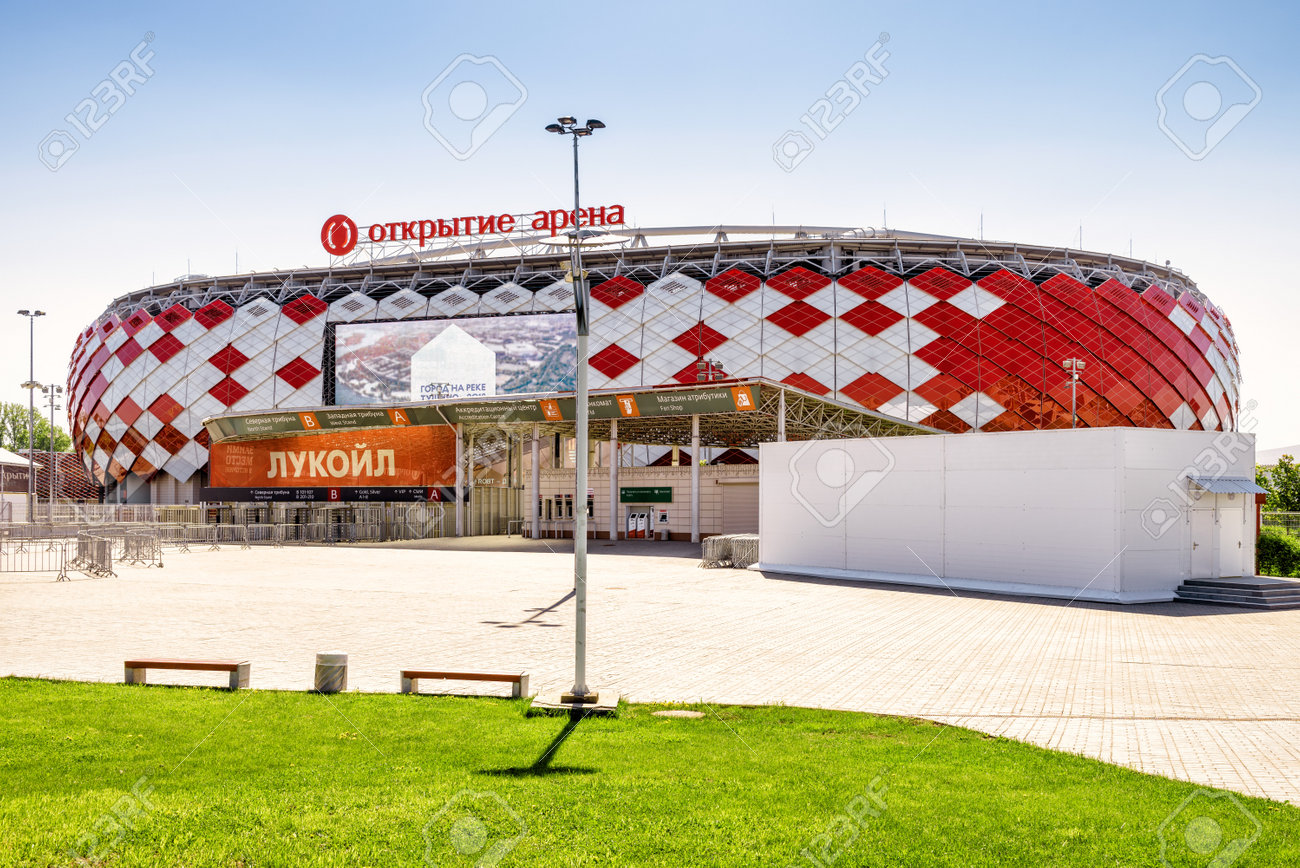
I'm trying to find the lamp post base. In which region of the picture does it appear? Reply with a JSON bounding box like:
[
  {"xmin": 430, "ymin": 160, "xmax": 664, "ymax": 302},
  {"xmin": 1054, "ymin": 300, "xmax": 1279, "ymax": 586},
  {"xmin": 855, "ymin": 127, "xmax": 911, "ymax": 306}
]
[{"xmin": 530, "ymin": 689, "xmax": 618, "ymax": 716}]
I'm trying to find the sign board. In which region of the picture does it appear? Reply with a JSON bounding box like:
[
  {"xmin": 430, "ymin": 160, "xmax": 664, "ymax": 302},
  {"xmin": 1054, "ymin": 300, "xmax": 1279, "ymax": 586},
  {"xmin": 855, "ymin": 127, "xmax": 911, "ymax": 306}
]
[
  {"xmin": 208, "ymin": 425, "xmax": 456, "ymax": 489},
  {"xmin": 206, "ymin": 384, "xmax": 761, "ymax": 442},
  {"xmin": 321, "ymin": 204, "xmax": 627, "ymax": 256},
  {"xmin": 620, "ymin": 486, "xmax": 672, "ymax": 504},
  {"xmin": 199, "ymin": 486, "xmax": 461, "ymax": 503}
]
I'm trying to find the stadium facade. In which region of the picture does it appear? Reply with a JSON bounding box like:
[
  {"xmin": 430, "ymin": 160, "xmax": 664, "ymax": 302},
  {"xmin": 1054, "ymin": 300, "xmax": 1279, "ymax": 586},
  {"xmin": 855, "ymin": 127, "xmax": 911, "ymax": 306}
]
[{"xmin": 67, "ymin": 225, "xmax": 1242, "ymax": 503}]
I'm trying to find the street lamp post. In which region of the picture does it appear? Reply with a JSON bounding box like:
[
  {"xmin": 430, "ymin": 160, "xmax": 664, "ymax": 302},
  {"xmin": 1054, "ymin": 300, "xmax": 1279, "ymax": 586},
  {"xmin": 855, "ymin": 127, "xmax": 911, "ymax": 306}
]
[
  {"xmin": 545, "ymin": 115, "xmax": 605, "ymax": 704},
  {"xmin": 43, "ymin": 385, "xmax": 63, "ymax": 523},
  {"xmin": 1063, "ymin": 358, "xmax": 1086, "ymax": 428},
  {"xmin": 17, "ymin": 309, "xmax": 45, "ymax": 523}
]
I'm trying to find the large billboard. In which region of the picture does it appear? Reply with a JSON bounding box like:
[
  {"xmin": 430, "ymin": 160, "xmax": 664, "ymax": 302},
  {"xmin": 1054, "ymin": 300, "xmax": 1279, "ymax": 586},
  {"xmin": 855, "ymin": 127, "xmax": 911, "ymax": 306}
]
[
  {"xmin": 334, "ymin": 313, "xmax": 576, "ymax": 405},
  {"xmin": 205, "ymin": 426, "xmax": 457, "ymax": 502}
]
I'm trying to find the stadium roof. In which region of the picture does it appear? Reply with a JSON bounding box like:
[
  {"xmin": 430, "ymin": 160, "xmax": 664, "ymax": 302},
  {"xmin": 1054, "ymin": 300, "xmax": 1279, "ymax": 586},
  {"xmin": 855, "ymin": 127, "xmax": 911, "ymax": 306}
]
[{"xmin": 100, "ymin": 225, "xmax": 1206, "ymax": 321}]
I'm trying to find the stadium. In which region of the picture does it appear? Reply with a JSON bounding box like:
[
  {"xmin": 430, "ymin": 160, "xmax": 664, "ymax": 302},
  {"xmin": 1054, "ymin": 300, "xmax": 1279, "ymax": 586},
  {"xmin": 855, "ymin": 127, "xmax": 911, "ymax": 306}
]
[{"xmin": 67, "ymin": 220, "xmax": 1243, "ymax": 528}]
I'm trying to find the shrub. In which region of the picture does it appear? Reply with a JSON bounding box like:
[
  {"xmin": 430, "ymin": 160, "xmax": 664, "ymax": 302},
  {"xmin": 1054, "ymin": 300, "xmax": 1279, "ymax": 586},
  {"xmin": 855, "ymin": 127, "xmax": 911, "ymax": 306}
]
[{"xmin": 1257, "ymin": 529, "xmax": 1300, "ymax": 578}]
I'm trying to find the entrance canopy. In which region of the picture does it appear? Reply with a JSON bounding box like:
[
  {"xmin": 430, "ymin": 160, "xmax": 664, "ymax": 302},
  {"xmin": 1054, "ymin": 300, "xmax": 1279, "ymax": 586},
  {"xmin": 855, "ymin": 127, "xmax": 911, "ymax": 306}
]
[{"xmin": 204, "ymin": 378, "xmax": 937, "ymax": 448}]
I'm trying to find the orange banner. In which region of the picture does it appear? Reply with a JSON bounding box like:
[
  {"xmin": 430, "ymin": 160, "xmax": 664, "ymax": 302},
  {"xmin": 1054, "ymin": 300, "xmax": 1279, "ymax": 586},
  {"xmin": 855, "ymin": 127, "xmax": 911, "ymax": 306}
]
[{"xmin": 209, "ymin": 426, "xmax": 457, "ymax": 488}]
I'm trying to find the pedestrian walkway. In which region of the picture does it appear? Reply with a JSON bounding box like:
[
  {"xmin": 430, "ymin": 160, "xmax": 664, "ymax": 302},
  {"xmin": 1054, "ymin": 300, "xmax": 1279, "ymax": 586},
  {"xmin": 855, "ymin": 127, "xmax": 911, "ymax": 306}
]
[{"xmin": 3, "ymin": 538, "xmax": 1298, "ymax": 804}]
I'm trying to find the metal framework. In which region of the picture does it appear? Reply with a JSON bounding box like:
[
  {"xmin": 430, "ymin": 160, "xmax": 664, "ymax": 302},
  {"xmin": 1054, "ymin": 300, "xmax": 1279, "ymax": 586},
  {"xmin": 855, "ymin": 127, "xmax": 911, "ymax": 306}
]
[
  {"xmin": 437, "ymin": 379, "xmax": 936, "ymax": 470},
  {"xmin": 95, "ymin": 226, "xmax": 1207, "ymax": 322}
]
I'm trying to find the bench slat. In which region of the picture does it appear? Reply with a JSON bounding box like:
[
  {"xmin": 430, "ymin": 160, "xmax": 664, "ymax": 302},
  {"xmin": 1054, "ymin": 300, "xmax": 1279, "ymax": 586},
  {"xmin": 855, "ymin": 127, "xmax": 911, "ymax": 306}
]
[
  {"xmin": 401, "ymin": 670, "xmax": 523, "ymax": 683},
  {"xmin": 124, "ymin": 658, "xmax": 246, "ymax": 672}
]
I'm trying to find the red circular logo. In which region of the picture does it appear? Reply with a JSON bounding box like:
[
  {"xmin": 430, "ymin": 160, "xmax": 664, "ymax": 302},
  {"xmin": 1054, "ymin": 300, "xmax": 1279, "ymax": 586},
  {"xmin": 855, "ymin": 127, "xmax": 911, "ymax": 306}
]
[{"xmin": 321, "ymin": 214, "xmax": 358, "ymax": 256}]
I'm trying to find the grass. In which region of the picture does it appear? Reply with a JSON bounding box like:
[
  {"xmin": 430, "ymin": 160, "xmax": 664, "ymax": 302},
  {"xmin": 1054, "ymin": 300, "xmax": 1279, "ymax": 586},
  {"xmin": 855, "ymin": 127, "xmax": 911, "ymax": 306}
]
[{"xmin": 1, "ymin": 678, "xmax": 1297, "ymax": 866}]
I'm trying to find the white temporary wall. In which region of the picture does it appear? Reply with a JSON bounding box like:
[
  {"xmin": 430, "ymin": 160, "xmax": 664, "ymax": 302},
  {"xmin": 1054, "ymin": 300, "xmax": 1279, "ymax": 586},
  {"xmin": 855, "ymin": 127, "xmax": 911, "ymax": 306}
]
[{"xmin": 758, "ymin": 428, "xmax": 1256, "ymax": 604}]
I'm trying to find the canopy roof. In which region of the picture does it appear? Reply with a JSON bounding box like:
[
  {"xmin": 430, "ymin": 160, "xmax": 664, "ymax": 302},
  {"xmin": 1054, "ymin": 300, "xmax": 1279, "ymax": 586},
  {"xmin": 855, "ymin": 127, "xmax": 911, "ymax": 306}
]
[{"xmin": 205, "ymin": 378, "xmax": 939, "ymax": 449}]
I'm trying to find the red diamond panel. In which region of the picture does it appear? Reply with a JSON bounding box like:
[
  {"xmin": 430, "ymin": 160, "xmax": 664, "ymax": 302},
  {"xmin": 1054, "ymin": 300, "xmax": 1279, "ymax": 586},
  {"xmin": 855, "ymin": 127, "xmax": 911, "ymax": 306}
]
[
  {"xmin": 840, "ymin": 301, "xmax": 904, "ymax": 336},
  {"xmin": 909, "ymin": 267, "xmax": 970, "ymax": 301},
  {"xmin": 154, "ymin": 424, "xmax": 189, "ymax": 455},
  {"xmin": 115, "ymin": 397, "xmax": 143, "ymax": 426},
  {"xmin": 590, "ymin": 276, "xmax": 643, "ymax": 310},
  {"xmin": 840, "ymin": 372, "xmax": 904, "ymax": 409},
  {"xmin": 767, "ymin": 267, "xmax": 831, "ymax": 300},
  {"xmin": 123, "ymin": 309, "xmax": 151, "ymax": 336},
  {"xmin": 115, "ymin": 337, "xmax": 144, "ymax": 366},
  {"xmin": 155, "ymin": 304, "xmax": 192, "ymax": 332},
  {"xmin": 149, "ymin": 333, "xmax": 184, "ymax": 363},
  {"xmin": 672, "ymin": 323, "xmax": 730, "ymax": 356},
  {"xmin": 131, "ymin": 455, "xmax": 158, "ymax": 478},
  {"xmin": 913, "ymin": 301, "xmax": 979, "ymax": 345},
  {"xmin": 838, "ymin": 266, "xmax": 903, "ymax": 300},
  {"xmin": 97, "ymin": 316, "xmax": 120, "ymax": 337},
  {"xmin": 194, "ymin": 428, "xmax": 211, "ymax": 448},
  {"xmin": 106, "ymin": 458, "xmax": 128, "ymax": 483},
  {"xmin": 276, "ymin": 357, "xmax": 321, "ymax": 389},
  {"xmin": 705, "ymin": 269, "xmax": 761, "ymax": 302},
  {"xmin": 281, "ymin": 294, "xmax": 328, "ymax": 325},
  {"xmin": 209, "ymin": 377, "xmax": 250, "ymax": 406},
  {"xmin": 149, "ymin": 394, "xmax": 183, "ymax": 424},
  {"xmin": 208, "ymin": 344, "xmax": 250, "ymax": 374},
  {"xmin": 119, "ymin": 427, "xmax": 148, "ymax": 455},
  {"xmin": 781, "ymin": 372, "xmax": 829, "ymax": 395},
  {"xmin": 980, "ymin": 269, "xmax": 1039, "ymax": 308},
  {"xmin": 1141, "ymin": 286, "xmax": 1177, "ymax": 317},
  {"xmin": 917, "ymin": 409, "xmax": 971, "ymax": 433},
  {"xmin": 195, "ymin": 300, "xmax": 234, "ymax": 329},
  {"xmin": 915, "ymin": 374, "xmax": 974, "ymax": 411},
  {"xmin": 766, "ymin": 300, "xmax": 830, "ymax": 337},
  {"xmin": 589, "ymin": 343, "xmax": 639, "ymax": 378}
]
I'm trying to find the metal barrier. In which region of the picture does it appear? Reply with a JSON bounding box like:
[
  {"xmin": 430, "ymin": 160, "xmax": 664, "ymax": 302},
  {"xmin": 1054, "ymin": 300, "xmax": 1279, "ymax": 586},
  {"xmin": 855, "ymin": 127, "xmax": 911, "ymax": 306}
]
[
  {"xmin": 0, "ymin": 535, "xmax": 69, "ymax": 578},
  {"xmin": 68, "ymin": 532, "xmax": 115, "ymax": 579},
  {"xmin": 122, "ymin": 530, "xmax": 163, "ymax": 568},
  {"xmin": 1, "ymin": 501, "xmax": 451, "ymax": 556},
  {"xmin": 700, "ymin": 534, "xmax": 760, "ymax": 569}
]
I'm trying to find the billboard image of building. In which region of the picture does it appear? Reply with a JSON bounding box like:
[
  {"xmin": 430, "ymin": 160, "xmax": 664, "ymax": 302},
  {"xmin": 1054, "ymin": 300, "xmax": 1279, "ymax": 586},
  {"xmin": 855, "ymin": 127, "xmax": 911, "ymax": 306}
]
[{"xmin": 65, "ymin": 226, "xmax": 1243, "ymax": 498}]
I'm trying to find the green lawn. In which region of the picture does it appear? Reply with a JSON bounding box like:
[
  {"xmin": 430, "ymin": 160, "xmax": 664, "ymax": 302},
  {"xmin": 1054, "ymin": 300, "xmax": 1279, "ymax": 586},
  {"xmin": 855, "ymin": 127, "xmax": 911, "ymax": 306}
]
[{"xmin": 1, "ymin": 678, "xmax": 1296, "ymax": 866}]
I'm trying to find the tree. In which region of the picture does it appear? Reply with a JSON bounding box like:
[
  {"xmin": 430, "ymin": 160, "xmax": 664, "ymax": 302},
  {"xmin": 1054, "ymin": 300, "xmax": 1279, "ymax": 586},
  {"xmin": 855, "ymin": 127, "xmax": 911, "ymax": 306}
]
[
  {"xmin": 0, "ymin": 401, "xmax": 71, "ymax": 453},
  {"xmin": 1258, "ymin": 454, "xmax": 1300, "ymax": 513}
]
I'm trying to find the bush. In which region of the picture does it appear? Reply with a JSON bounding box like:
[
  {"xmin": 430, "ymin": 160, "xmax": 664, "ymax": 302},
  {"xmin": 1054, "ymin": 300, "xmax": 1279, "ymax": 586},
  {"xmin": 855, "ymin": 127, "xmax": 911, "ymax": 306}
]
[{"xmin": 1257, "ymin": 529, "xmax": 1300, "ymax": 578}]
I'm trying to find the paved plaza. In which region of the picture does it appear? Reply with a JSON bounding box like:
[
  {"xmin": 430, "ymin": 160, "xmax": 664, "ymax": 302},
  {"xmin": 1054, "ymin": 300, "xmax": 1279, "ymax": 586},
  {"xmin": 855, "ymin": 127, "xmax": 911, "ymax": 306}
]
[{"xmin": 3, "ymin": 537, "xmax": 1299, "ymax": 804}]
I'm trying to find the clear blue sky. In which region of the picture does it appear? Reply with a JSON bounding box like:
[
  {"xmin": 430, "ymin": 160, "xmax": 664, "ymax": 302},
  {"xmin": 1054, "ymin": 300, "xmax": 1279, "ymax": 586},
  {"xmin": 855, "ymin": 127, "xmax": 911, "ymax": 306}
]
[{"xmin": 1, "ymin": 0, "xmax": 1296, "ymax": 447}]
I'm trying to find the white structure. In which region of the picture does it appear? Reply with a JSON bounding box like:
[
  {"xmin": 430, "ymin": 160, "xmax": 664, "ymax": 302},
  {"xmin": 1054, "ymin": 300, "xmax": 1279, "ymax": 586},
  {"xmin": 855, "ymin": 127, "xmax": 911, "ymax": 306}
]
[
  {"xmin": 409, "ymin": 325, "xmax": 496, "ymax": 401},
  {"xmin": 758, "ymin": 428, "xmax": 1260, "ymax": 604}
]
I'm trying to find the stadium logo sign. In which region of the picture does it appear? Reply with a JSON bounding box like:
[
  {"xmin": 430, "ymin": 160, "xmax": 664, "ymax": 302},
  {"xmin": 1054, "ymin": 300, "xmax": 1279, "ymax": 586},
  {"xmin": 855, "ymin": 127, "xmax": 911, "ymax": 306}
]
[
  {"xmin": 320, "ymin": 204, "xmax": 625, "ymax": 255},
  {"xmin": 320, "ymin": 214, "xmax": 357, "ymax": 256}
]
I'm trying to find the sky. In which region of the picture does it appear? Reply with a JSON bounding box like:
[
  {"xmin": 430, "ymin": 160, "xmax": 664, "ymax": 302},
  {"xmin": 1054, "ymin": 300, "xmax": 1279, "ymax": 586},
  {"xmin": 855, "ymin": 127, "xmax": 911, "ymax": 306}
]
[{"xmin": 1, "ymin": 0, "xmax": 1296, "ymax": 447}]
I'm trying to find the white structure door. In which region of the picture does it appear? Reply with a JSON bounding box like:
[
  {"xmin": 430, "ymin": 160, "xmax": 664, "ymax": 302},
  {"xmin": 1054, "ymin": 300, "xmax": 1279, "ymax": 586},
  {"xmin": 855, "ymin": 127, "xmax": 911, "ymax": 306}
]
[
  {"xmin": 1216, "ymin": 503, "xmax": 1245, "ymax": 577},
  {"xmin": 1190, "ymin": 509, "xmax": 1215, "ymax": 579}
]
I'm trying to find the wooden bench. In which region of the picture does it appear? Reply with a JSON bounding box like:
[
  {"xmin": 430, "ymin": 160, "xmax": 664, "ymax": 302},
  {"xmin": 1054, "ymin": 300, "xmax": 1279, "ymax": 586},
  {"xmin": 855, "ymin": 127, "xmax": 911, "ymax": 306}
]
[
  {"xmin": 400, "ymin": 669, "xmax": 530, "ymax": 698},
  {"xmin": 124, "ymin": 658, "xmax": 250, "ymax": 690}
]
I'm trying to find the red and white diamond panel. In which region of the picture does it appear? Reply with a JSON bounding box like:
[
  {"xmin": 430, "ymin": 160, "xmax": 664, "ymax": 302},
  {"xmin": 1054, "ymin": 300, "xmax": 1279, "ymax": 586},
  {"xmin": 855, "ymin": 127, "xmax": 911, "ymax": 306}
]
[
  {"xmin": 582, "ymin": 265, "xmax": 1241, "ymax": 435},
  {"xmin": 70, "ymin": 295, "xmax": 328, "ymax": 485},
  {"xmin": 70, "ymin": 266, "xmax": 1241, "ymax": 486}
]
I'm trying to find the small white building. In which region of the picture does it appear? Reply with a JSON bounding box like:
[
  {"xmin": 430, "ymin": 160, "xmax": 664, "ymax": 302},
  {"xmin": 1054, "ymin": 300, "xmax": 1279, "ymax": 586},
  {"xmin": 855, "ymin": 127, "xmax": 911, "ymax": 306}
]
[
  {"xmin": 409, "ymin": 324, "xmax": 497, "ymax": 401},
  {"xmin": 757, "ymin": 428, "xmax": 1261, "ymax": 604},
  {"xmin": 0, "ymin": 447, "xmax": 36, "ymax": 522}
]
